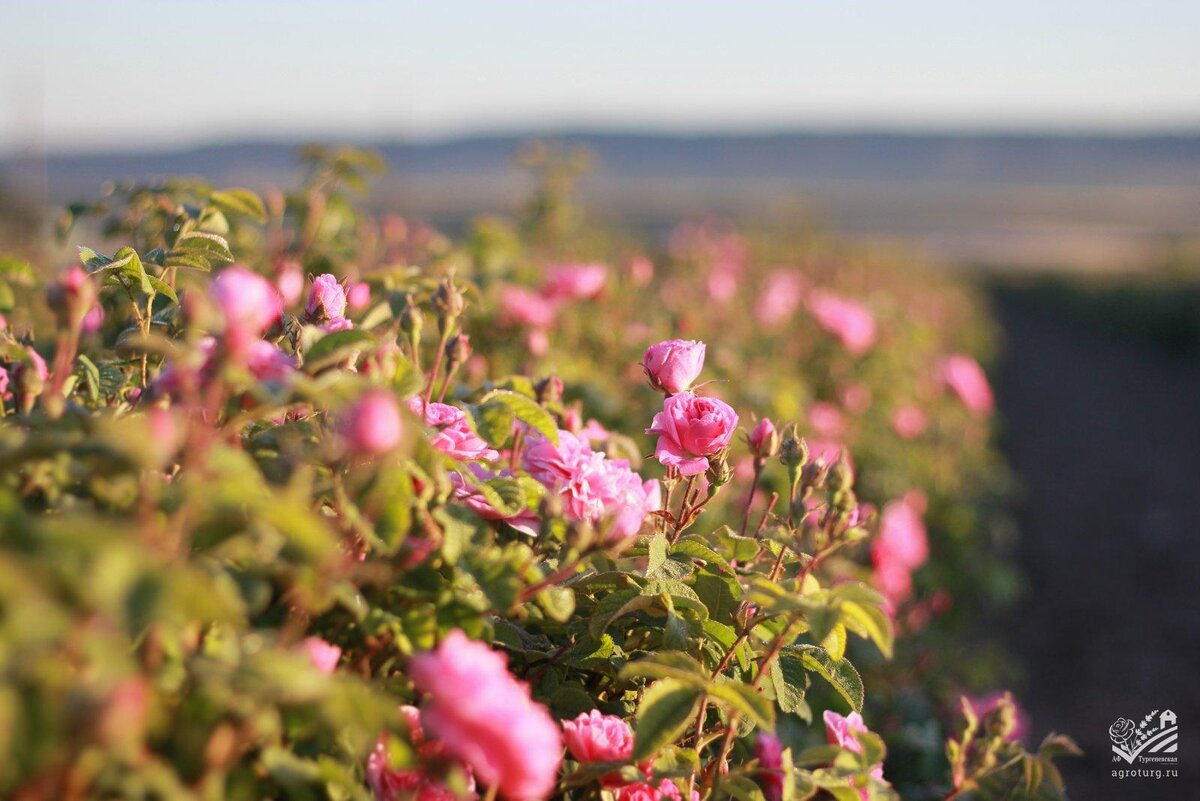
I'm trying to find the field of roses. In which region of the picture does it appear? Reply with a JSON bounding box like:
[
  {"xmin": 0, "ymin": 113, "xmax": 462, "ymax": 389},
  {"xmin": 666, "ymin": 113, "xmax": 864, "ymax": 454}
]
[{"xmin": 0, "ymin": 147, "xmax": 1079, "ymax": 801}]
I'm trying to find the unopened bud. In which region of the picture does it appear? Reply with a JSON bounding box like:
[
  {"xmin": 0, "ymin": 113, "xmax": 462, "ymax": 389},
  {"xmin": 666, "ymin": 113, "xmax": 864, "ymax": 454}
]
[
  {"xmin": 828, "ymin": 460, "xmax": 854, "ymax": 493},
  {"xmin": 433, "ymin": 276, "xmax": 465, "ymax": 329},
  {"xmin": 46, "ymin": 266, "xmax": 96, "ymax": 329},
  {"xmin": 779, "ymin": 430, "xmax": 807, "ymax": 469},
  {"xmin": 400, "ymin": 293, "xmax": 423, "ymax": 349},
  {"xmin": 749, "ymin": 417, "xmax": 780, "ymax": 461},
  {"xmin": 536, "ymin": 375, "xmax": 564, "ymax": 405},
  {"xmin": 446, "ymin": 333, "xmax": 472, "ymax": 370},
  {"xmin": 706, "ymin": 450, "xmax": 733, "ymax": 489}
]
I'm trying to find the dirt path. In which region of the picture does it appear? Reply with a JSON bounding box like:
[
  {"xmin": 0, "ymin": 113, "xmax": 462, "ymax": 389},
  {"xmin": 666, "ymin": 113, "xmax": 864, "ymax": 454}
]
[{"xmin": 989, "ymin": 291, "xmax": 1200, "ymax": 800}]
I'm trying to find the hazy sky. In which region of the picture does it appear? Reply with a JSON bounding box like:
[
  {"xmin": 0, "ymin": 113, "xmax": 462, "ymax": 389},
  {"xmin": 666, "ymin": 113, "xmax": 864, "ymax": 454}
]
[{"xmin": 2, "ymin": 1, "xmax": 1198, "ymax": 153}]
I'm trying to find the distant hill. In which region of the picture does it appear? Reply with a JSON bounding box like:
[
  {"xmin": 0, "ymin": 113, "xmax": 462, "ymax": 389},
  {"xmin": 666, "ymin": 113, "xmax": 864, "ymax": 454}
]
[{"xmin": 4, "ymin": 130, "xmax": 1200, "ymax": 269}]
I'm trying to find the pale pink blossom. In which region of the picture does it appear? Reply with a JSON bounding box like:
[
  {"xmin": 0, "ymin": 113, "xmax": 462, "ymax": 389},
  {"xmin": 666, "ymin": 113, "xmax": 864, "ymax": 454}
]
[
  {"xmin": 348, "ymin": 281, "xmax": 372, "ymax": 310},
  {"xmin": 409, "ymin": 398, "xmax": 500, "ymax": 462},
  {"xmin": 210, "ymin": 266, "xmax": 282, "ymax": 336},
  {"xmin": 342, "ymin": 391, "xmax": 404, "ymax": 455},
  {"xmin": 808, "ymin": 289, "xmax": 876, "ymax": 356},
  {"xmin": 305, "ymin": 273, "xmax": 347, "ymax": 322},
  {"xmin": 871, "ymin": 492, "xmax": 929, "ymax": 606},
  {"xmin": 275, "ymin": 260, "xmax": 305, "ymax": 306},
  {"xmin": 823, "ymin": 710, "xmax": 885, "ymax": 801},
  {"xmin": 321, "ymin": 316, "xmax": 354, "ymax": 333},
  {"xmin": 940, "ymin": 354, "xmax": 994, "ymax": 417},
  {"xmin": 299, "ymin": 637, "xmax": 342, "ymax": 674},
  {"xmin": 501, "ymin": 286, "xmax": 559, "ymax": 329},
  {"xmin": 755, "ymin": 269, "xmax": 806, "ymax": 326},
  {"xmin": 450, "ymin": 464, "xmax": 539, "ymax": 535},
  {"xmin": 642, "ymin": 339, "xmax": 706, "ymax": 395},
  {"xmin": 410, "ymin": 630, "xmax": 563, "ymax": 800},
  {"xmin": 646, "ymin": 392, "xmax": 739, "ymax": 477},
  {"xmin": 808, "ymin": 402, "xmax": 845, "ymax": 438},
  {"xmin": 614, "ymin": 780, "xmax": 698, "ymax": 801},
  {"xmin": 542, "ymin": 263, "xmax": 607, "ymax": 300},
  {"xmin": 891, "ymin": 405, "xmax": 928, "ymax": 439},
  {"xmin": 82, "ymin": 305, "xmax": 105, "ymax": 335},
  {"xmin": 628, "ymin": 255, "xmax": 654, "ymax": 287}
]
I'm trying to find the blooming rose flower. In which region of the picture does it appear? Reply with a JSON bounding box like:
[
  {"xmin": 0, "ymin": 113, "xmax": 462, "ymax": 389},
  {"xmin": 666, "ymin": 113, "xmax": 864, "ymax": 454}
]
[
  {"xmin": 646, "ymin": 392, "xmax": 738, "ymax": 476},
  {"xmin": 305, "ymin": 273, "xmax": 348, "ymax": 322},
  {"xmin": 614, "ymin": 780, "xmax": 699, "ymax": 801},
  {"xmin": 808, "ymin": 289, "xmax": 876, "ymax": 356},
  {"xmin": 299, "ymin": 637, "xmax": 342, "ymax": 674},
  {"xmin": 450, "ymin": 464, "xmax": 539, "ymax": 535},
  {"xmin": 367, "ymin": 729, "xmax": 475, "ymax": 801},
  {"xmin": 524, "ymin": 430, "xmax": 659, "ymax": 541},
  {"xmin": 562, "ymin": 710, "xmax": 633, "ymax": 763},
  {"xmin": 500, "ymin": 286, "xmax": 559, "ymax": 329},
  {"xmin": 940, "ymin": 354, "xmax": 994, "ymax": 417},
  {"xmin": 275, "ymin": 260, "xmax": 305, "ymax": 306},
  {"xmin": 409, "ymin": 398, "xmax": 500, "ymax": 462},
  {"xmin": 755, "ymin": 733, "xmax": 785, "ymax": 801},
  {"xmin": 321, "ymin": 316, "xmax": 355, "ymax": 333},
  {"xmin": 342, "ymin": 390, "xmax": 404, "ymax": 455},
  {"xmin": 824, "ymin": 711, "xmax": 885, "ymax": 801},
  {"xmin": 210, "ymin": 266, "xmax": 282, "ymax": 336},
  {"xmin": 890, "ymin": 404, "xmax": 928, "ymax": 439},
  {"xmin": 542, "ymin": 263, "xmax": 607, "ymax": 300},
  {"xmin": 245, "ymin": 339, "xmax": 296, "ymax": 383},
  {"xmin": 410, "ymin": 630, "xmax": 562, "ymax": 800},
  {"xmin": 642, "ymin": 339, "xmax": 706, "ymax": 395}
]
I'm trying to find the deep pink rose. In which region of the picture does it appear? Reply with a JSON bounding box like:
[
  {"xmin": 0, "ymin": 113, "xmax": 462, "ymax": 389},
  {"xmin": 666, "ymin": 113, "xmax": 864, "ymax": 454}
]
[
  {"xmin": 501, "ymin": 286, "xmax": 559, "ymax": 329},
  {"xmin": 81, "ymin": 305, "xmax": 105, "ymax": 335},
  {"xmin": 808, "ymin": 289, "xmax": 876, "ymax": 356},
  {"xmin": 305, "ymin": 273, "xmax": 347, "ymax": 322},
  {"xmin": 647, "ymin": 392, "xmax": 738, "ymax": 476},
  {"xmin": 748, "ymin": 417, "xmax": 779, "ymax": 460},
  {"xmin": 542, "ymin": 263, "xmax": 607, "ymax": 300},
  {"xmin": 299, "ymin": 637, "xmax": 342, "ymax": 674},
  {"xmin": 755, "ymin": 733, "xmax": 785, "ymax": 801},
  {"xmin": 642, "ymin": 339, "xmax": 706, "ymax": 395},
  {"xmin": 342, "ymin": 390, "xmax": 404, "ymax": 455},
  {"xmin": 891, "ymin": 404, "xmax": 928, "ymax": 439},
  {"xmin": 562, "ymin": 710, "xmax": 633, "ymax": 763},
  {"xmin": 940, "ymin": 354, "xmax": 994, "ymax": 417},
  {"xmin": 525, "ymin": 430, "xmax": 659, "ymax": 541},
  {"xmin": 210, "ymin": 266, "xmax": 282, "ymax": 336},
  {"xmin": 409, "ymin": 398, "xmax": 500, "ymax": 462},
  {"xmin": 410, "ymin": 630, "xmax": 563, "ymax": 800}
]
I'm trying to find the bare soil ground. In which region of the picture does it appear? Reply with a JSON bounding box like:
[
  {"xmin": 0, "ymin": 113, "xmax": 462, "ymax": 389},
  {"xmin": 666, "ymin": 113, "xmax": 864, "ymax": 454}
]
[{"xmin": 989, "ymin": 288, "xmax": 1200, "ymax": 800}]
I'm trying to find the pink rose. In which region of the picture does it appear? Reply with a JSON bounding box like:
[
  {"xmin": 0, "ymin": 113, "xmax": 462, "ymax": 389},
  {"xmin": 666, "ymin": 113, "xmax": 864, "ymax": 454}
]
[
  {"xmin": 348, "ymin": 281, "xmax": 371, "ymax": 310},
  {"xmin": 755, "ymin": 269, "xmax": 806, "ymax": 326},
  {"xmin": 871, "ymin": 492, "xmax": 929, "ymax": 606},
  {"xmin": 342, "ymin": 390, "xmax": 404, "ymax": 455},
  {"xmin": 367, "ymin": 744, "xmax": 474, "ymax": 801},
  {"xmin": 524, "ymin": 430, "xmax": 659, "ymax": 541},
  {"xmin": 748, "ymin": 417, "xmax": 779, "ymax": 460},
  {"xmin": 642, "ymin": 339, "xmax": 706, "ymax": 395},
  {"xmin": 305, "ymin": 273, "xmax": 348, "ymax": 322},
  {"xmin": 823, "ymin": 711, "xmax": 885, "ymax": 800},
  {"xmin": 210, "ymin": 266, "xmax": 282, "ymax": 336},
  {"xmin": 410, "ymin": 630, "xmax": 563, "ymax": 800},
  {"xmin": 647, "ymin": 392, "xmax": 738, "ymax": 476},
  {"xmin": 450, "ymin": 464, "xmax": 540, "ymax": 535},
  {"xmin": 755, "ymin": 733, "xmax": 785, "ymax": 801},
  {"xmin": 81, "ymin": 305, "xmax": 105, "ymax": 335},
  {"xmin": 409, "ymin": 398, "xmax": 500, "ymax": 462},
  {"xmin": 614, "ymin": 780, "xmax": 698, "ymax": 801},
  {"xmin": 501, "ymin": 286, "xmax": 559, "ymax": 329},
  {"xmin": 808, "ymin": 402, "xmax": 845, "ymax": 438},
  {"xmin": 299, "ymin": 637, "xmax": 342, "ymax": 674},
  {"xmin": 542, "ymin": 263, "xmax": 607, "ymax": 301},
  {"xmin": 275, "ymin": 260, "xmax": 305, "ymax": 306},
  {"xmin": 245, "ymin": 339, "xmax": 296, "ymax": 383},
  {"xmin": 320, "ymin": 316, "xmax": 355, "ymax": 333},
  {"xmin": 940, "ymin": 354, "xmax": 993, "ymax": 417},
  {"xmin": 890, "ymin": 405, "xmax": 927, "ymax": 439},
  {"xmin": 562, "ymin": 710, "xmax": 633, "ymax": 763},
  {"xmin": 808, "ymin": 289, "xmax": 876, "ymax": 356}
]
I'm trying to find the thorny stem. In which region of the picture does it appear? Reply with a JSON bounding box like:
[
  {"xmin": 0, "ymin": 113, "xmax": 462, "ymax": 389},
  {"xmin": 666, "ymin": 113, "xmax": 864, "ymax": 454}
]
[
  {"xmin": 739, "ymin": 463, "xmax": 763, "ymax": 537},
  {"xmin": 671, "ymin": 475, "xmax": 697, "ymax": 542}
]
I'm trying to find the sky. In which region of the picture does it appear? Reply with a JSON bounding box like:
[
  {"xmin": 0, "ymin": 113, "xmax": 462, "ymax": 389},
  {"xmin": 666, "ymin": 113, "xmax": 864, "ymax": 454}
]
[{"xmin": 1, "ymin": 0, "xmax": 1198, "ymax": 154}]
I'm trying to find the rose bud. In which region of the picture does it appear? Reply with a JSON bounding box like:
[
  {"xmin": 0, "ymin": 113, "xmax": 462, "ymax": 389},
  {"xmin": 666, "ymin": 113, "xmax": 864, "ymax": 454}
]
[
  {"xmin": 642, "ymin": 339, "xmax": 706, "ymax": 395},
  {"xmin": 340, "ymin": 390, "xmax": 404, "ymax": 455},
  {"xmin": 748, "ymin": 417, "xmax": 779, "ymax": 460},
  {"xmin": 304, "ymin": 273, "xmax": 347, "ymax": 323}
]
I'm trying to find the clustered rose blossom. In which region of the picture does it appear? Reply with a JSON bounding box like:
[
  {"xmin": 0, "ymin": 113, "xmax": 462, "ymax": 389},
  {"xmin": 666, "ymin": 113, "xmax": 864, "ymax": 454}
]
[
  {"xmin": 808, "ymin": 289, "xmax": 876, "ymax": 356},
  {"xmin": 646, "ymin": 391, "xmax": 739, "ymax": 476},
  {"xmin": 409, "ymin": 630, "xmax": 562, "ymax": 800},
  {"xmin": 871, "ymin": 491, "xmax": 929, "ymax": 608},
  {"xmin": 823, "ymin": 710, "xmax": 886, "ymax": 801},
  {"xmin": 940, "ymin": 354, "xmax": 994, "ymax": 417},
  {"xmin": 342, "ymin": 390, "xmax": 404, "ymax": 455},
  {"xmin": 524, "ymin": 429, "xmax": 660, "ymax": 541},
  {"xmin": 299, "ymin": 637, "xmax": 342, "ymax": 674},
  {"xmin": 409, "ymin": 398, "xmax": 500, "ymax": 462},
  {"xmin": 754, "ymin": 733, "xmax": 785, "ymax": 801},
  {"xmin": 562, "ymin": 710, "xmax": 634, "ymax": 764},
  {"xmin": 642, "ymin": 339, "xmax": 706, "ymax": 395}
]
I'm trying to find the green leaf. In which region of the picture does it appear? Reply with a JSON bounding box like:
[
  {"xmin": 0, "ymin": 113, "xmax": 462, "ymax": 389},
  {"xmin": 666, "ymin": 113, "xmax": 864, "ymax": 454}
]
[
  {"xmin": 478, "ymin": 390, "xmax": 557, "ymax": 443},
  {"xmin": 707, "ymin": 678, "xmax": 775, "ymax": 730},
  {"xmin": 175, "ymin": 231, "xmax": 235, "ymax": 264},
  {"xmin": 620, "ymin": 651, "xmax": 709, "ymax": 685},
  {"xmin": 839, "ymin": 599, "xmax": 894, "ymax": 659},
  {"xmin": 0, "ymin": 280, "xmax": 13, "ymax": 313},
  {"xmin": 537, "ymin": 586, "xmax": 576, "ymax": 622},
  {"xmin": 211, "ymin": 188, "xmax": 268, "ymax": 222},
  {"xmin": 164, "ymin": 250, "xmax": 213, "ymax": 271},
  {"xmin": 0, "ymin": 257, "xmax": 35, "ymax": 284},
  {"xmin": 632, "ymin": 679, "xmax": 703, "ymax": 761},
  {"xmin": 75, "ymin": 354, "xmax": 101, "ymax": 404},
  {"xmin": 672, "ymin": 536, "xmax": 734, "ymax": 574},
  {"xmin": 146, "ymin": 275, "xmax": 178, "ymax": 303},
  {"xmin": 109, "ymin": 247, "xmax": 153, "ymax": 294},
  {"xmin": 784, "ymin": 645, "xmax": 864, "ymax": 712},
  {"xmin": 769, "ymin": 657, "xmax": 810, "ymax": 718},
  {"xmin": 305, "ymin": 329, "xmax": 374, "ymax": 370}
]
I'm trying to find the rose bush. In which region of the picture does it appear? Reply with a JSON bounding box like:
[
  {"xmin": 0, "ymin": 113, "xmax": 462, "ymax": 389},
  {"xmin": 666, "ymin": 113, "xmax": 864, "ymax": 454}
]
[{"xmin": 0, "ymin": 147, "xmax": 1078, "ymax": 800}]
